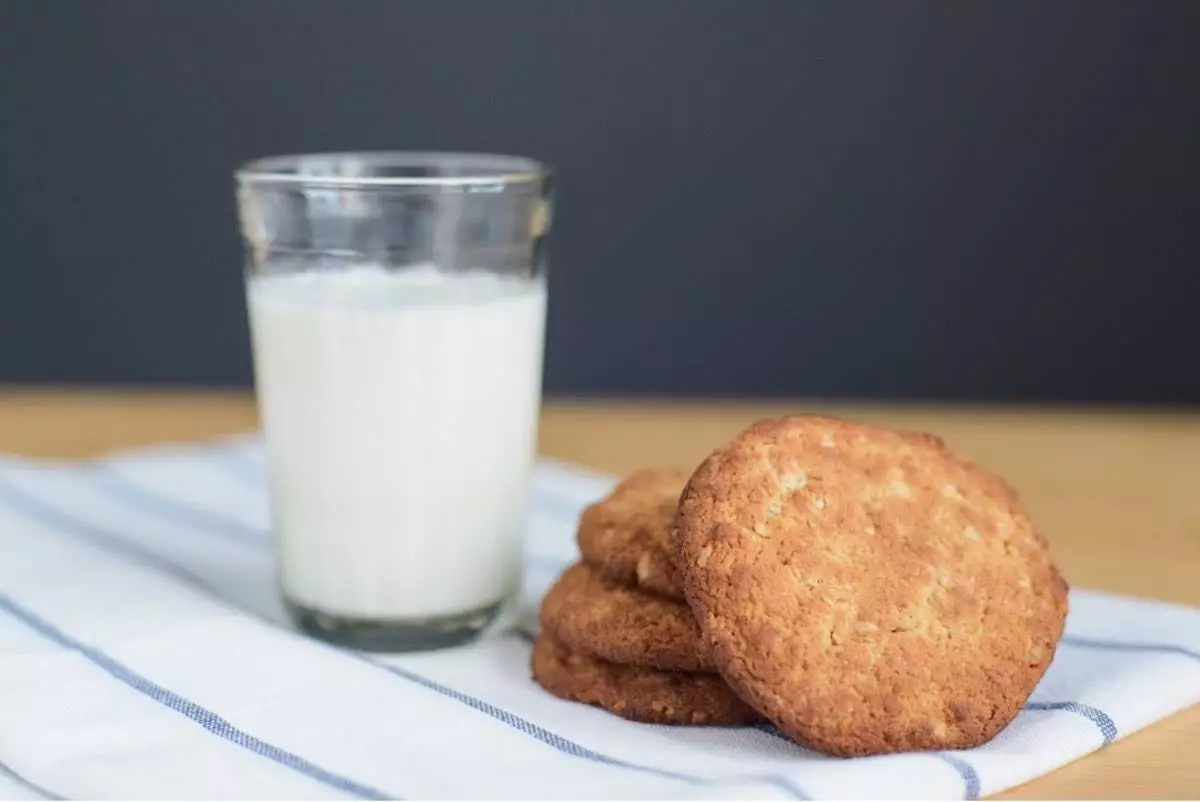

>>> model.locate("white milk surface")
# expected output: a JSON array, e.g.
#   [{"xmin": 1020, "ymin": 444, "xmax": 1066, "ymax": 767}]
[{"xmin": 247, "ymin": 265, "xmax": 547, "ymax": 620}]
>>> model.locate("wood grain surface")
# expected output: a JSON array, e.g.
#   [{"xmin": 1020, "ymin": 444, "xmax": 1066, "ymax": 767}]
[{"xmin": 1, "ymin": 388, "xmax": 1197, "ymax": 799}]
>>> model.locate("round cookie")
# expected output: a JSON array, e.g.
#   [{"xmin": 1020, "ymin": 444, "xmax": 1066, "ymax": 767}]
[
  {"xmin": 577, "ymin": 468, "xmax": 689, "ymax": 599},
  {"xmin": 530, "ymin": 634, "xmax": 762, "ymax": 726},
  {"xmin": 540, "ymin": 562, "xmax": 715, "ymax": 672},
  {"xmin": 677, "ymin": 415, "xmax": 1068, "ymax": 757}
]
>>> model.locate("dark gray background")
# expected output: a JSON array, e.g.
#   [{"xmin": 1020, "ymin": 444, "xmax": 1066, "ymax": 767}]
[{"xmin": 4, "ymin": 1, "xmax": 1198, "ymax": 402}]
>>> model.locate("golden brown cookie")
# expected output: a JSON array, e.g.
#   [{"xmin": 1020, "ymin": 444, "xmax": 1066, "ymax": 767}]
[
  {"xmin": 530, "ymin": 633, "xmax": 762, "ymax": 725},
  {"xmin": 677, "ymin": 415, "xmax": 1068, "ymax": 757},
  {"xmin": 577, "ymin": 468, "xmax": 689, "ymax": 599},
  {"xmin": 539, "ymin": 562, "xmax": 715, "ymax": 672}
]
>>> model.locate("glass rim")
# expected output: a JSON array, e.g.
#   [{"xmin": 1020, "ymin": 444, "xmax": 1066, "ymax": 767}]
[{"xmin": 236, "ymin": 151, "xmax": 549, "ymax": 188}]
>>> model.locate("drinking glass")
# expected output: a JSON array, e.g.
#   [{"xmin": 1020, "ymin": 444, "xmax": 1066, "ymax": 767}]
[{"xmin": 235, "ymin": 152, "xmax": 552, "ymax": 651}]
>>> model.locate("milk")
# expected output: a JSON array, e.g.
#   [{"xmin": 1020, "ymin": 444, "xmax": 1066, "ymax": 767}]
[{"xmin": 247, "ymin": 265, "xmax": 546, "ymax": 622}]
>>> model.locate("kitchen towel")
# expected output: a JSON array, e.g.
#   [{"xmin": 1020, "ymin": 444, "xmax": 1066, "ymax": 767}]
[{"xmin": 0, "ymin": 436, "xmax": 1197, "ymax": 800}]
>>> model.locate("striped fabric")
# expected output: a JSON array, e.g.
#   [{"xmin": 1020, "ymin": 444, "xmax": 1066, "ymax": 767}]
[{"xmin": 0, "ymin": 437, "xmax": 1196, "ymax": 800}]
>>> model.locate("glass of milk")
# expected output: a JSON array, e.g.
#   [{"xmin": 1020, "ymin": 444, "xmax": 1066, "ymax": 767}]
[{"xmin": 235, "ymin": 152, "xmax": 551, "ymax": 651}]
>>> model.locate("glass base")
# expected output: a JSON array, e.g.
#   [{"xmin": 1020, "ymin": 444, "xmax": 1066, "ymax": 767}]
[{"xmin": 283, "ymin": 596, "xmax": 511, "ymax": 652}]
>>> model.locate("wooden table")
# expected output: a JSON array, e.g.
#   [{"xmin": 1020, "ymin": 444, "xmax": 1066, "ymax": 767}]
[{"xmin": 2, "ymin": 389, "xmax": 1197, "ymax": 799}]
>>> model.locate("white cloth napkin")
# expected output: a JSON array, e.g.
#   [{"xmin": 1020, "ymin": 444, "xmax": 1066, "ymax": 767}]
[{"xmin": 0, "ymin": 436, "xmax": 1197, "ymax": 801}]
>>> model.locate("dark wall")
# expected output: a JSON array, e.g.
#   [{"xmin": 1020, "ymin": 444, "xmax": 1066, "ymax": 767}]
[{"xmin": 4, "ymin": 1, "xmax": 1198, "ymax": 402}]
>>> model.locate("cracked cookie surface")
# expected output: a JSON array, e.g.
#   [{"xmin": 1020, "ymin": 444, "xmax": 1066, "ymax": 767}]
[
  {"xmin": 677, "ymin": 415, "xmax": 1068, "ymax": 756},
  {"xmin": 577, "ymin": 468, "xmax": 689, "ymax": 599},
  {"xmin": 540, "ymin": 562, "xmax": 715, "ymax": 672},
  {"xmin": 531, "ymin": 633, "xmax": 761, "ymax": 725}
]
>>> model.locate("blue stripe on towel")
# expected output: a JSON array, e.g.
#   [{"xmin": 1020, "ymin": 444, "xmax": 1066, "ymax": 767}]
[
  {"xmin": 753, "ymin": 723, "xmax": 981, "ymax": 801},
  {"xmin": 1061, "ymin": 634, "xmax": 1200, "ymax": 663},
  {"xmin": 0, "ymin": 759, "xmax": 62, "ymax": 801},
  {"xmin": 94, "ymin": 467, "xmax": 268, "ymax": 550},
  {"xmin": 934, "ymin": 752, "xmax": 981, "ymax": 800},
  {"xmin": 0, "ymin": 595, "xmax": 392, "ymax": 801},
  {"xmin": 0, "ymin": 479, "xmax": 230, "ymax": 596},
  {"xmin": 0, "ymin": 475, "xmax": 808, "ymax": 800},
  {"xmin": 1023, "ymin": 701, "xmax": 1118, "ymax": 744},
  {"xmin": 370, "ymin": 659, "xmax": 808, "ymax": 800}
]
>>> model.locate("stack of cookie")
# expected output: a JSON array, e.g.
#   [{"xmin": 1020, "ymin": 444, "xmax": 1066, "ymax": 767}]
[
  {"xmin": 533, "ymin": 415, "xmax": 1069, "ymax": 756},
  {"xmin": 535, "ymin": 469, "xmax": 761, "ymax": 726}
]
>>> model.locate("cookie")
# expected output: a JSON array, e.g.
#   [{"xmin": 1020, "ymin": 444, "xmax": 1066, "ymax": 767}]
[
  {"xmin": 539, "ymin": 562, "xmax": 715, "ymax": 672},
  {"xmin": 530, "ymin": 633, "xmax": 762, "ymax": 725},
  {"xmin": 677, "ymin": 414, "xmax": 1068, "ymax": 757},
  {"xmin": 577, "ymin": 468, "xmax": 689, "ymax": 599}
]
